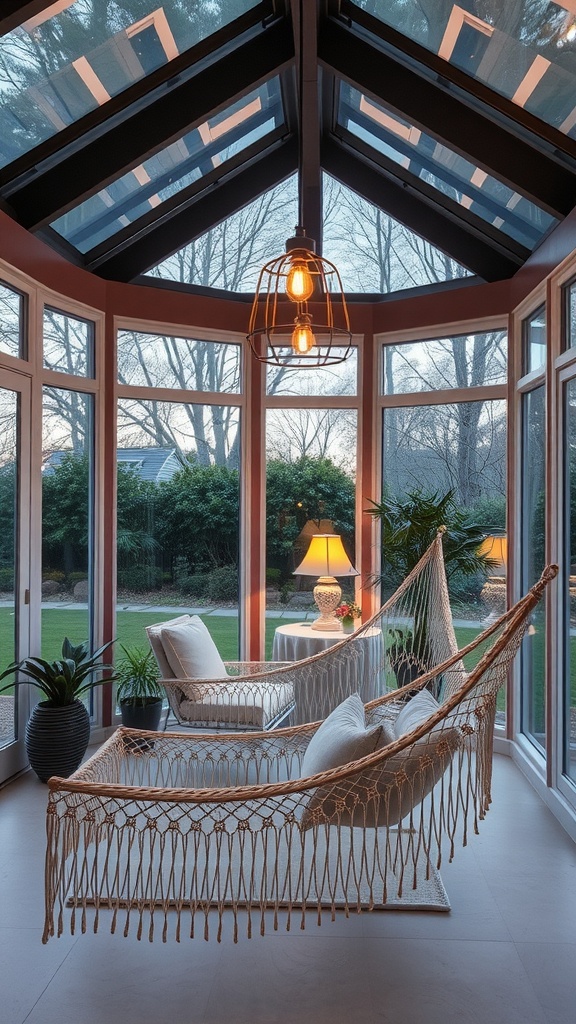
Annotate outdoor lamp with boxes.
[293,534,359,631]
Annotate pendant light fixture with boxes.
[246,1,352,368]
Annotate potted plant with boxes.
[367,488,496,693]
[115,645,164,731]
[0,638,115,782]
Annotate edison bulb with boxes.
[292,319,315,355]
[286,259,314,302]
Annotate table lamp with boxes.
[293,534,359,631]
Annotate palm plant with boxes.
[0,637,115,706]
[115,646,162,707]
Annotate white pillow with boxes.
[146,614,192,679]
[394,688,440,739]
[160,616,227,680]
[300,693,382,778]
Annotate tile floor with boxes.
[1,753,575,1024]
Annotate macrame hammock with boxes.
[43,533,556,944]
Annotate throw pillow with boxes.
[300,693,382,778]
[394,688,440,739]
[160,615,227,680]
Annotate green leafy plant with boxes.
[0,637,115,707]
[115,646,162,708]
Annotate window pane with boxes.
[42,388,94,687]
[43,307,94,377]
[323,173,472,292]
[51,78,284,253]
[520,385,546,752]
[338,84,556,249]
[115,400,240,659]
[563,278,576,351]
[382,330,507,394]
[265,409,357,647]
[353,1,576,139]
[266,350,357,397]
[563,379,576,783]
[0,282,25,359]
[382,397,507,725]
[523,304,546,374]
[0,389,19,750]
[117,331,241,392]
[0,0,261,169]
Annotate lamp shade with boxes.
[293,535,358,578]
[478,533,507,569]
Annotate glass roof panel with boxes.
[338,83,557,249]
[352,1,576,138]
[0,1,260,169]
[50,77,284,253]
[322,172,473,292]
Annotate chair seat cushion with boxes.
[179,679,295,729]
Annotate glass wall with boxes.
[115,330,242,661]
[0,388,19,751]
[563,379,576,786]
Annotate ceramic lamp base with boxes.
[311,577,342,631]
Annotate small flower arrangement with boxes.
[335,601,361,625]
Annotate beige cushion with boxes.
[146,615,192,679]
[394,689,440,738]
[300,693,382,779]
[179,679,295,730]
[160,616,227,680]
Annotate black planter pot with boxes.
[25,699,91,783]
[119,697,163,731]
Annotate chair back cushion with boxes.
[146,615,193,679]
[160,615,227,680]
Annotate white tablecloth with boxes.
[272,623,382,723]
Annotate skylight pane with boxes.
[352,1,576,138]
[0,0,260,169]
[322,173,472,292]
[50,77,284,253]
[338,84,557,249]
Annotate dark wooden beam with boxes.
[7,21,294,230]
[89,140,298,282]
[0,1,55,37]
[290,0,322,249]
[322,139,524,281]
[319,17,576,219]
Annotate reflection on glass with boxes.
[382,331,507,394]
[523,304,546,374]
[0,1,260,169]
[43,307,94,377]
[563,380,576,783]
[353,1,576,138]
[0,389,19,750]
[339,84,556,249]
[117,331,241,392]
[265,409,357,635]
[42,388,94,682]
[51,78,283,253]
[115,399,240,657]
[0,283,25,359]
[520,385,546,752]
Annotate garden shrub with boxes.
[180,573,210,598]
[206,565,238,603]
[0,567,14,590]
[117,565,163,592]
[43,570,66,584]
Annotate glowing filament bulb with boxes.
[286,258,314,302]
[292,316,315,355]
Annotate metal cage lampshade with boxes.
[293,533,359,631]
[246,227,353,368]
